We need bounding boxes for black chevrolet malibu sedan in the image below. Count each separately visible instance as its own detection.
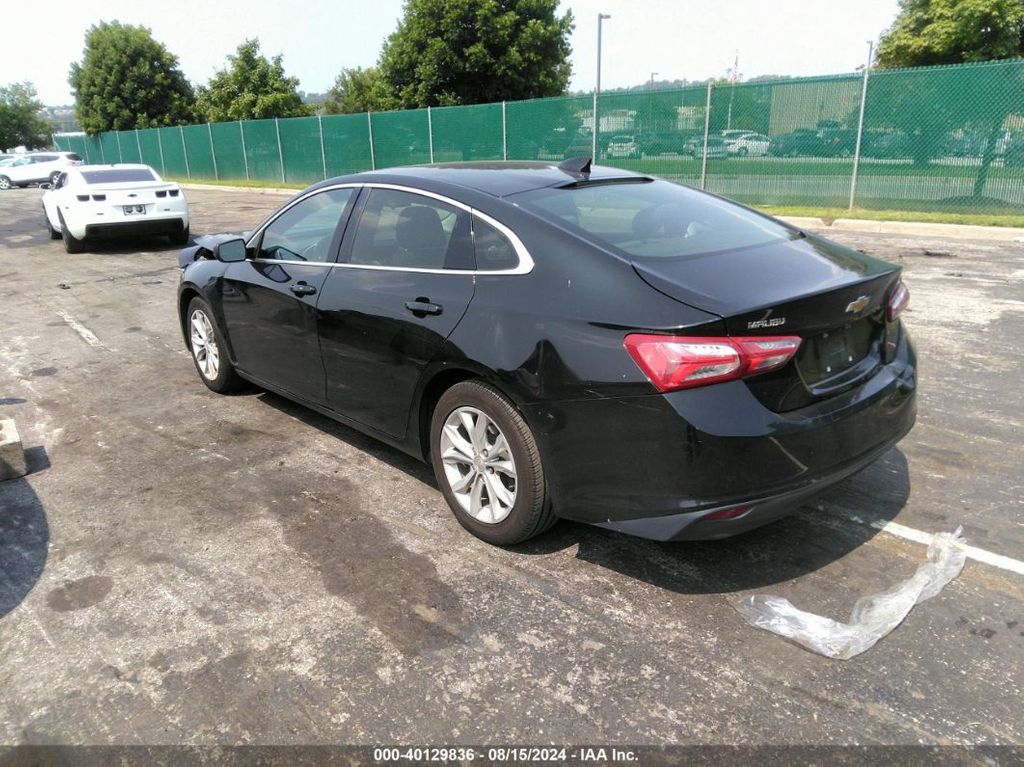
[176,160,916,545]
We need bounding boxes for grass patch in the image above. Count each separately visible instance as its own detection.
[168,176,307,190]
[757,206,1024,228]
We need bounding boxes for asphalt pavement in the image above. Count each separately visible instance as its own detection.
[0,186,1021,747]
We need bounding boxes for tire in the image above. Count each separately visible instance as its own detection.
[430,380,556,545]
[44,207,61,239]
[0,176,10,191]
[58,212,86,253]
[186,297,244,393]
[169,225,190,246]
[49,171,61,184]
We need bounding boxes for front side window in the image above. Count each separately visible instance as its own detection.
[258,187,354,263]
[348,188,473,270]
[515,179,797,259]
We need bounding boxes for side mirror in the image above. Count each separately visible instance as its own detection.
[214,238,247,263]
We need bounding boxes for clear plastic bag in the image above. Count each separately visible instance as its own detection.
[735,527,967,659]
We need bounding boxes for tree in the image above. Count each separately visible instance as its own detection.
[324,67,391,114]
[875,0,1024,198]
[0,82,50,149]
[68,21,195,134]
[877,0,1024,67]
[379,0,574,108]
[196,39,312,122]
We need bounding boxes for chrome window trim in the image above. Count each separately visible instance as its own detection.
[246,182,534,276]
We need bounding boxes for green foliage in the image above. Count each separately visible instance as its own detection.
[68,21,195,134]
[0,82,50,149]
[379,0,574,108]
[196,39,313,122]
[877,0,1024,67]
[324,67,391,114]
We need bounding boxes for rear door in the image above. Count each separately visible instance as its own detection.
[220,186,357,405]
[317,186,477,439]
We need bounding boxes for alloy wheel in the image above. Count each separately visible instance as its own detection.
[439,406,518,524]
[189,309,220,381]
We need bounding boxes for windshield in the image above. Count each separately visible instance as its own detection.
[515,179,797,259]
[80,168,157,184]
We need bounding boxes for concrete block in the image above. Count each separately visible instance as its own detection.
[0,418,28,481]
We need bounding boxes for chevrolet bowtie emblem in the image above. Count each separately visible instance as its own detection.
[845,295,870,314]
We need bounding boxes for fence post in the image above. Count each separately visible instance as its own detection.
[115,131,124,163]
[239,121,250,181]
[181,125,191,179]
[367,112,376,170]
[135,129,143,164]
[427,106,435,164]
[318,114,328,179]
[275,118,286,184]
[700,81,712,190]
[207,123,219,180]
[99,136,106,165]
[502,101,508,161]
[156,129,166,176]
[849,41,874,211]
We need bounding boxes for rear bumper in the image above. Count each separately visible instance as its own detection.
[524,332,917,540]
[83,216,187,239]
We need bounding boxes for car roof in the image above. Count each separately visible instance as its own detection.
[73,163,155,172]
[311,161,648,198]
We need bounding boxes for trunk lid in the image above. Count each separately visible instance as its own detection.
[630,234,903,410]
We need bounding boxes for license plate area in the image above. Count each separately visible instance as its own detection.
[796,318,877,386]
[123,204,147,216]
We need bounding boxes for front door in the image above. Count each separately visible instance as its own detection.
[220,187,356,405]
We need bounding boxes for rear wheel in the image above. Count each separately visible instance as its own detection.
[0,176,10,191]
[430,381,556,545]
[49,171,61,184]
[58,212,86,253]
[186,297,243,393]
[169,225,190,246]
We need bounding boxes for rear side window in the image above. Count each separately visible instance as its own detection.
[348,188,473,270]
[81,168,157,184]
[472,217,518,271]
[516,180,796,259]
[67,154,83,161]
[32,155,56,163]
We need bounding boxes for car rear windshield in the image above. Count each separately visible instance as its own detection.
[515,179,797,259]
[80,168,157,184]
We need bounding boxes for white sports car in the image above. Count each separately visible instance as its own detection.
[42,164,190,253]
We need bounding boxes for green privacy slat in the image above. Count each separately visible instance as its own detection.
[61,59,1024,213]
[369,109,431,169]
[321,113,373,176]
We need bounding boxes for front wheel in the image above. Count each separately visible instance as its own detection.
[0,176,10,191]
[430,381,556,545]
[186,297,243,393]
[44,207,61,239]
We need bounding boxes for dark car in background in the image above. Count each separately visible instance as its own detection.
[177,161,916,546]
[636,130,693,156]
[770,128,855,158]
[863,130,912,159]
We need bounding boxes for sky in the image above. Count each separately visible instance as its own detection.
[10,0,901,106]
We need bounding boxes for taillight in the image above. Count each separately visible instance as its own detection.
[887,281,909,322]
[624,334,802,392]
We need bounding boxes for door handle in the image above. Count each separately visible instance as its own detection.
[290,282,317,297]
[404,299,443,316]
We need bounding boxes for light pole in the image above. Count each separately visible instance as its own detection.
[592,13,611,160]
[849,40,874,210]
[648,72,659,132]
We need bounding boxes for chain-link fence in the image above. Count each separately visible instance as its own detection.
[55,58,1024,214]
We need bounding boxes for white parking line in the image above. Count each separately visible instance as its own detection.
[852,516,1024,577]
